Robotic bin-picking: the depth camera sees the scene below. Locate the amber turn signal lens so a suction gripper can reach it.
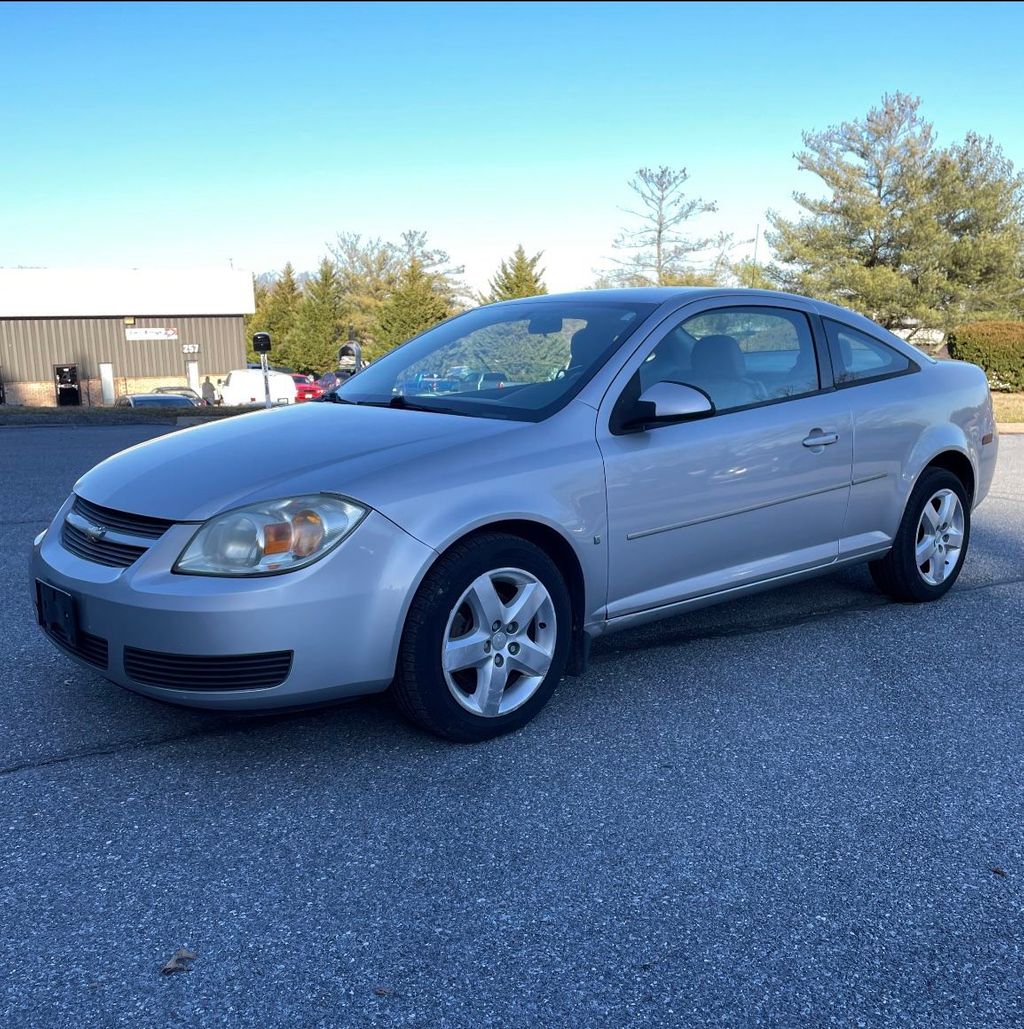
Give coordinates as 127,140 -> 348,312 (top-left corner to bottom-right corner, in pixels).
263,521 -> 292,555
291,510 -> 325,558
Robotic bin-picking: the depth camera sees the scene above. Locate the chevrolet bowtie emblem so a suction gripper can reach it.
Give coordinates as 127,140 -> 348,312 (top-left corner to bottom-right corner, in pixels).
83,522 -> 108,541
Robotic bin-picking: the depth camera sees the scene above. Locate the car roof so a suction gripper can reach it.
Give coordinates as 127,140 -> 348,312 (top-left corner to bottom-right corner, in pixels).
505,285 -> 850,305
496,286 -> 711,306
494,286 -> 905,341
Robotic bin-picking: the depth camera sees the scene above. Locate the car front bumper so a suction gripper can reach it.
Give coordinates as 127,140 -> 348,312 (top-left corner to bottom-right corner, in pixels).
30,500 -> 438,710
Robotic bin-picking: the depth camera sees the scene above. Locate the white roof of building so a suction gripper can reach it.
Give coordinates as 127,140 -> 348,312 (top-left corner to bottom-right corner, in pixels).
0,267 -> 255,317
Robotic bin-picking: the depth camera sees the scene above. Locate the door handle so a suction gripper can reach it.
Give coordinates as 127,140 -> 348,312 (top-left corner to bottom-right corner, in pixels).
802,430 -> 839,448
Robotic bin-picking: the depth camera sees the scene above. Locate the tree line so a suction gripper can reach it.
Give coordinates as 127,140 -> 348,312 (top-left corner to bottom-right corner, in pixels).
247,92 -> 1024,373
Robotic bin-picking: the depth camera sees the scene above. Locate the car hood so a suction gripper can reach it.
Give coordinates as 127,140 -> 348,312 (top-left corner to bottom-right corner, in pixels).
74,402 -> 518,522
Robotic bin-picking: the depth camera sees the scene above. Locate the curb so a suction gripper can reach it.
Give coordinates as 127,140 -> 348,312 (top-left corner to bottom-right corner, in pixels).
997,423 -> 1024,435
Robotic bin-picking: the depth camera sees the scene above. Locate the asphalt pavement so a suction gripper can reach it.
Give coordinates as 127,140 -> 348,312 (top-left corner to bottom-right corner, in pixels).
1,425 -> 1022,1028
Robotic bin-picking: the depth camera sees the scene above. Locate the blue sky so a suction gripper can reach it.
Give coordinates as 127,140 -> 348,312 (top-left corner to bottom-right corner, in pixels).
2,1 -> 1023,292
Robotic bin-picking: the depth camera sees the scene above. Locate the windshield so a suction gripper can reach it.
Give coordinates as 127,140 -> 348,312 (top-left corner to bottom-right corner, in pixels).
335,299 -> 657,421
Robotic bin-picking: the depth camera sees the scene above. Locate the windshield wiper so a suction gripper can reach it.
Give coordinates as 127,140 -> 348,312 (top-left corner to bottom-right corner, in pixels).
341,395 -> 466,415
320,393 -> 467,415
387,395 -> 467,415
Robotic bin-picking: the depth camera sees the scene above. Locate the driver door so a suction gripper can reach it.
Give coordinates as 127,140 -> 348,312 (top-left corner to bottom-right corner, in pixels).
598,299 -> 853,619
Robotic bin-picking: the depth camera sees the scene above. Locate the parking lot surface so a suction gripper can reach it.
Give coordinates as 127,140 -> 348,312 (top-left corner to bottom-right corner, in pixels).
1,425 -> 1022,1028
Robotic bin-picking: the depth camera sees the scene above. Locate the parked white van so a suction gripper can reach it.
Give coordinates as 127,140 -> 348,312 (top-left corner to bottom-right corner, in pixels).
217,368 -> 297,406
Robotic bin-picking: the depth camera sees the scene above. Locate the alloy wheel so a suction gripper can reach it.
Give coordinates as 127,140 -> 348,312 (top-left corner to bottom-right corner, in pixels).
441,567 -> 557,718
915,488 -> 965,586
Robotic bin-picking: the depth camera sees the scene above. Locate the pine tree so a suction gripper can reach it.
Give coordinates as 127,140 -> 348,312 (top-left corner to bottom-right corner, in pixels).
329,233 -> 400,349
328,230 -> 465,357
931,132 -> 1024,321
247,262 -> 303,365
293,258 -> 346,374
243,274 -> 271,351
396,230 -> 466,308
766,93 -> 1024,333
610,166 -> 718,285
374,257 -> 453,351
484,245 -> 547,302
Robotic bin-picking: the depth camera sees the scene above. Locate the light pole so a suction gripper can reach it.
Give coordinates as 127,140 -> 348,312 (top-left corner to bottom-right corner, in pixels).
252,331 -> 273,409
337,325 -> 363,378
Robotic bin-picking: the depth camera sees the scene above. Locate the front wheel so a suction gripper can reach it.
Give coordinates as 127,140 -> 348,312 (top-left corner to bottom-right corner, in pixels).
869,468 -> 970,602
393,533 -> 571,742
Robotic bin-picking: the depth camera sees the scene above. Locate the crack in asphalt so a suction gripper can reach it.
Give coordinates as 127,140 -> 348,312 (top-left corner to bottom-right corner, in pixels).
0,721 -> 242,779
3,574 -> 1023,781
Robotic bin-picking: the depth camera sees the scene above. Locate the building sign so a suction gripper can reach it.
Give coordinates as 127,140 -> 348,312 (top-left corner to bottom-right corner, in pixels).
181,343 -> 200,355
125,326 -> 178,341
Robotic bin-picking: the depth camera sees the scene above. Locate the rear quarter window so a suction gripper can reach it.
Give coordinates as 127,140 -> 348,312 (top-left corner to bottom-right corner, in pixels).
824,319 -> 914,385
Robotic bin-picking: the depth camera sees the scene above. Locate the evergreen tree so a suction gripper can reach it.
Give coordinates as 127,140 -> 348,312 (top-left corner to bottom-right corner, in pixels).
244,274 -> 272,351
293,258 -> 346,374
396,229 -> 466,308
247,262 -> 303,365
766,93 -> 1024,333
610,166 -> 718,285
328,230 -> 465,357
374,257 -> 453,351
484,245 -> 547,302
931,132 -> 1024,320
729,258 -> 777,291
329,233 -> 400,349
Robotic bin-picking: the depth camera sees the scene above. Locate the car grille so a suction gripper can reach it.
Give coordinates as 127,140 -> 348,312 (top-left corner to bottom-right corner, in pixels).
43,626 -> 109,669
123,648 -> 294,691
61,520 -> 148,568
71,495 -> 175,540
60,494 -> 177,568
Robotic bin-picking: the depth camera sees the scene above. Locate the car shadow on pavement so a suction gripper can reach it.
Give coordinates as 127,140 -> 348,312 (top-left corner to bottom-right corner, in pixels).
10,512 -> 1021,779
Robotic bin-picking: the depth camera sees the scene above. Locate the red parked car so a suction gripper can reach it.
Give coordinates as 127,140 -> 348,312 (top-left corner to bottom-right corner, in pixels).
291,374 -> 324,402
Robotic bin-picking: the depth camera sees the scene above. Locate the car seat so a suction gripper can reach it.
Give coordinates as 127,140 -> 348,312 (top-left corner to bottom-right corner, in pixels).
689,335 -> 767,410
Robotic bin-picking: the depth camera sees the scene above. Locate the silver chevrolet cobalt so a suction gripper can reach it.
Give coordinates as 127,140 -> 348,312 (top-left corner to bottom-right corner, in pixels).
32,289 -> 998,740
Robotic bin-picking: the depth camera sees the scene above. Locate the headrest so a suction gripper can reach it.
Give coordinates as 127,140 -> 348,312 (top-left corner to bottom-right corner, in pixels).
691,335 -> 745,378
568,325 -> 607,367
838,337 -> 854,372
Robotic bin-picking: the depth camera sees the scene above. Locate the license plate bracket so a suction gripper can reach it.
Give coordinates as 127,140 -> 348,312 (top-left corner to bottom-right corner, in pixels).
36,580 -> 78,647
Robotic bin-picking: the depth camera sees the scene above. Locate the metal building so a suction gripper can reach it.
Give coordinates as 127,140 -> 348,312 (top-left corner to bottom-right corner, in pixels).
0,268 -> 254,406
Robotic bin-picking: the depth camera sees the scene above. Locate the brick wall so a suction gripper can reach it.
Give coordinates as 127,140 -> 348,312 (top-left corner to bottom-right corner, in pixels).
4,373 -> 232,407
4,380 -> 58,406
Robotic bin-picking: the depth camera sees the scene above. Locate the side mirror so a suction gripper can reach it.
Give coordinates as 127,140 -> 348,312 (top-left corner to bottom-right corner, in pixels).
622,381 -> 714,432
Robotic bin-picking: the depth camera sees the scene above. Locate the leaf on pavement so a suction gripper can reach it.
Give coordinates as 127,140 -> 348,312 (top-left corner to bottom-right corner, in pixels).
160,948 -> 197,975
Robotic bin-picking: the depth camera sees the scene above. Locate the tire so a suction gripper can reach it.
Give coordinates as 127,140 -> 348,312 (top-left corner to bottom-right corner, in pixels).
869,467 -> 971,603
393,533 -> 572,742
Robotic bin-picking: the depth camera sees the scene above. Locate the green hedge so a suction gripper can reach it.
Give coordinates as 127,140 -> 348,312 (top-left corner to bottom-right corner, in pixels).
946,321 -> 1024,392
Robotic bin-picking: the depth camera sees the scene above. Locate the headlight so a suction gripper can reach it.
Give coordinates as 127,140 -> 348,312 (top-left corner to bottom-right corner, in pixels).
174,494 -> 367,576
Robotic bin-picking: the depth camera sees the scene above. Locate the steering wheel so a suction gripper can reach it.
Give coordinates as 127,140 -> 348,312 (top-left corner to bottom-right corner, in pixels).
555,365 -> 583,381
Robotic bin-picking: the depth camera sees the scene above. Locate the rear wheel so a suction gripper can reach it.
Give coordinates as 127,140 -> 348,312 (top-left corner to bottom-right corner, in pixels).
393,533 -> 571,741
869,467 -> 970,602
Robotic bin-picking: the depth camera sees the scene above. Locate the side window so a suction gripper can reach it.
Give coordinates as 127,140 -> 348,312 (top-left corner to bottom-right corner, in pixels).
824,320 -> 913,385
631,306 -> 820,416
